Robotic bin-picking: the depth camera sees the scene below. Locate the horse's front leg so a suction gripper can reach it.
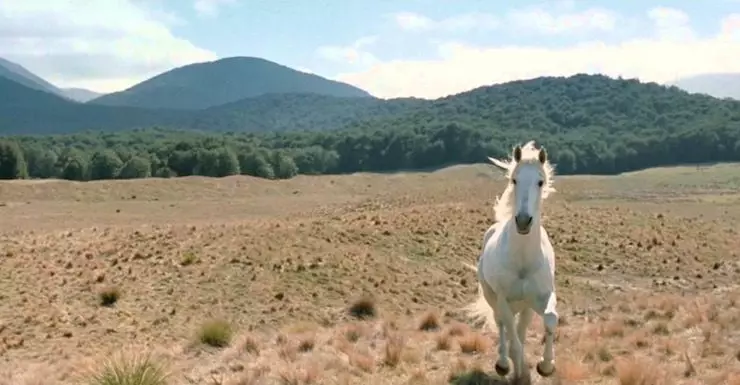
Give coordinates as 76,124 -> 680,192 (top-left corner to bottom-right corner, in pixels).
494,298 -> 524,379
480,281 -> 511,376
533,291 -> 558,377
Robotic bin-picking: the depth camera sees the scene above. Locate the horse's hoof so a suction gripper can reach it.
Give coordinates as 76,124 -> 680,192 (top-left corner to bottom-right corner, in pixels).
536,361 -> 555,377
495,362 -> 510,376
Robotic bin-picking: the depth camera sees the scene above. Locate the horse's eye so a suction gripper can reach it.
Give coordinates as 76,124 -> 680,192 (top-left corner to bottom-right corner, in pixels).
512,179 -> 517,185
538,180 -> 544,187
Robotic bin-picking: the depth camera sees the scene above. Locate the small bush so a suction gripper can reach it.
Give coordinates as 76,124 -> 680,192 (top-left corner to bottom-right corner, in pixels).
197,319 -> 233,348
99,286 -> 121,307
180,252 -> 197,266
348,297 -> 376,319
417,311 -> 441,331
86,352 -> 168,385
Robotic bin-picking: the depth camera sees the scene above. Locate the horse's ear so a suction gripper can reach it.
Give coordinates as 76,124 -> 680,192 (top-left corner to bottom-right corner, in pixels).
487,157 -> 510,172
513,145 -> 522,162
538,147 -> 548,164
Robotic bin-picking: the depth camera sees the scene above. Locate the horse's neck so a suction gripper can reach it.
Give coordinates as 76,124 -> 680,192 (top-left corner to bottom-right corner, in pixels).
505,217 -> 543,264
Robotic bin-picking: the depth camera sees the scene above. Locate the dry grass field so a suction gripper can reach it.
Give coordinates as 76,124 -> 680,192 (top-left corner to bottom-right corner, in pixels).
1,162 -> 740,385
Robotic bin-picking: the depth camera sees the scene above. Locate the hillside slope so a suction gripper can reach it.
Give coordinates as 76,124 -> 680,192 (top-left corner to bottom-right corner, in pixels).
0,57 -> 65,97
88,57 -> 373,110
0,77 -> 183,135
671,73 -> 740,100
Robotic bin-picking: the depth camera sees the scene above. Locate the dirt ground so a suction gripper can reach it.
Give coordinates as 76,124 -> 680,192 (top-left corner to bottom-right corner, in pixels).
1,163 -> 739,385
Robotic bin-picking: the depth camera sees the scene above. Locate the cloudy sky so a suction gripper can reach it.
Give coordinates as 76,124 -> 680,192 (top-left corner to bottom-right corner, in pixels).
1,0 -> 738,99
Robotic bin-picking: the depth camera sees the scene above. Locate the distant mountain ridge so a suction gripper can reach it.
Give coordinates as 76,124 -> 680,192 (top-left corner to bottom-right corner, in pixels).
0,57 -> 64,96
61,87 -> 103,102
670,73 -> 740,100
0,57 -> 104,102
87,56 -> 373,110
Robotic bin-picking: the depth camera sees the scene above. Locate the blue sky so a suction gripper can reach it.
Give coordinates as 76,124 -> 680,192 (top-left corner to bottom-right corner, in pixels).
1,0 -> 739,98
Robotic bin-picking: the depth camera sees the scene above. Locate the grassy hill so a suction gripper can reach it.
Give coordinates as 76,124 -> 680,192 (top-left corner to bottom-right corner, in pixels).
88,57 -> 373,110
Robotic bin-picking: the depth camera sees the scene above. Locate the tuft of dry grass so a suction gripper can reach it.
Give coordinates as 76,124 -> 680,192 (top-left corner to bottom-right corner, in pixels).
615,356 -> 666,385
84,352 -> 168,385
417,311 -> 441,331
382,334 -> 405,367
457,331 -> 490,355
197,319 -> 233,348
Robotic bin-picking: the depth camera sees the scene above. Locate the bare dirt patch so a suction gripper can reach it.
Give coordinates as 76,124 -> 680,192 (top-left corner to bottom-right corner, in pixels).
1,164 -> 740,384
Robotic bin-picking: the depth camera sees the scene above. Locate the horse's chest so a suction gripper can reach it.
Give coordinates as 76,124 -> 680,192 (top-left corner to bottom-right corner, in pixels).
501,270 -> 541,302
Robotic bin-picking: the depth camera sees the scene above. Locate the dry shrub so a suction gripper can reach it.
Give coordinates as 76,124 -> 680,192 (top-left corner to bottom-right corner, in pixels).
277,364 -> 321,385
348,296 -> 376,320
197,319 -> 233,348
556,356 -> 590,382
601,320 -> 625,338
383,334 -> 406,367
229,366 -> 269,385
99,285 -> 121,307
615,356 -> 666,385
458,331 -> 489,354
417,311 -> 441,331
445,322 -> 469,337
349,351 -> 375,373
435,332 -> 452,351
236,334 -> 260,355
85,352 -> 168,385
297,334 -> 316,352
342,323 -> 366,343
278,343 -> 299,362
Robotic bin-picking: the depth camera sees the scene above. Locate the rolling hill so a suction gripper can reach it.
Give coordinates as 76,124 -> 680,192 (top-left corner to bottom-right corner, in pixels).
87,56 -> 373,110
671,73 -> 740,100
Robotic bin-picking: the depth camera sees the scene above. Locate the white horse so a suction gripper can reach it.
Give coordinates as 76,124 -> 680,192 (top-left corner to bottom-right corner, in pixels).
465,141 -> 559,382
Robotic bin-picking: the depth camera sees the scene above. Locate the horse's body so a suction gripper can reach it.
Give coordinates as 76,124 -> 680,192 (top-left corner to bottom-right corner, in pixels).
465,141 -> 559,382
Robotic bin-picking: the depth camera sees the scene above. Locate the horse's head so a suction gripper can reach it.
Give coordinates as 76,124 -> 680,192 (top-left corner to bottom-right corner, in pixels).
488,141 -> 554,235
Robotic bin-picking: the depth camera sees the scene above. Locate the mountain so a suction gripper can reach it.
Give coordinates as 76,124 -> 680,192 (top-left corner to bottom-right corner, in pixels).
61,87 -> 103,102
3,72 -> 740,140
670,73 -> 740,100
0,77 -> 183,134
0,57 -> 65,97
87,56 -> 373,110
4,73 -> 740,181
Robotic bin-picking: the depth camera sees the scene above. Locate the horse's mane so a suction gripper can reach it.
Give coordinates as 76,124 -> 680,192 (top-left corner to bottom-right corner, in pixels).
493,141 -> 556,223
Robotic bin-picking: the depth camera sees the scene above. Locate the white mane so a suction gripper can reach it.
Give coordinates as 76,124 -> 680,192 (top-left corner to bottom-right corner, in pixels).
491,141 -> 556,223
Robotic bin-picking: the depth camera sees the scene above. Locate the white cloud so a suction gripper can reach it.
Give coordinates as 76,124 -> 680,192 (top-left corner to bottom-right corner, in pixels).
0,0 -> 217,93
333,9 -> 740,99
315,36 -> 380,68
505,6 -> 618,35
193,0 -> 237,18
392,12 -> 499,32
392,5 -> 616,35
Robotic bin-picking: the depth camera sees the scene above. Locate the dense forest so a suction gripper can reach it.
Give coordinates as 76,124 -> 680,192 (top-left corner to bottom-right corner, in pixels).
1,74 -> 739,181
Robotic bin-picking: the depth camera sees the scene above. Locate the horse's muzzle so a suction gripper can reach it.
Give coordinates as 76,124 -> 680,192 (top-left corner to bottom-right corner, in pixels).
514,213 -> 533,234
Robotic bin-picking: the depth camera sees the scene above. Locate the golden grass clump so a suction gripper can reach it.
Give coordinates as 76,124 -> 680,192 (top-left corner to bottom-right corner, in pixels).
85,352 -> 168,385
197,319 -> 233,348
